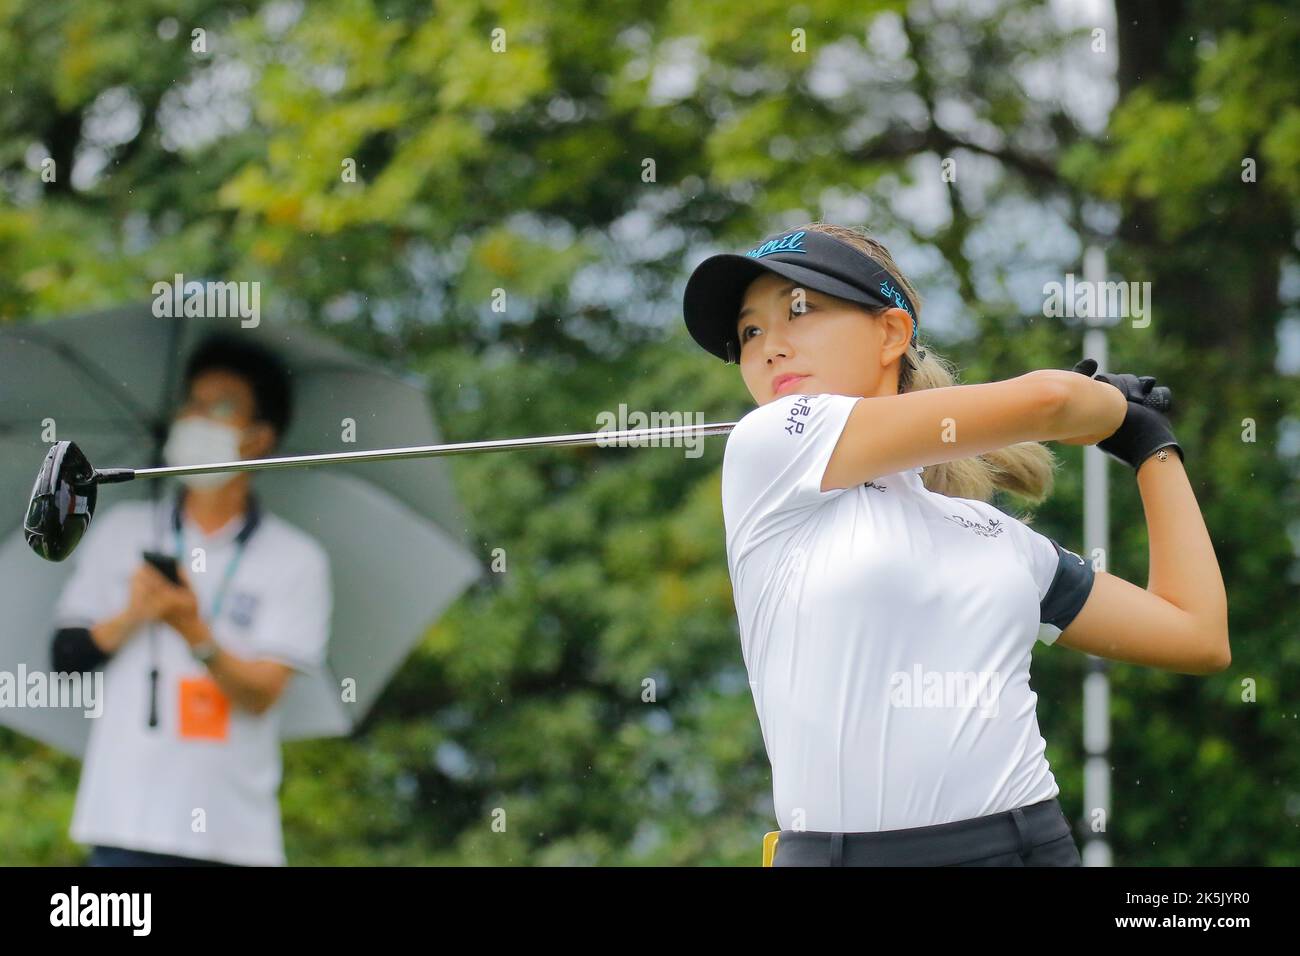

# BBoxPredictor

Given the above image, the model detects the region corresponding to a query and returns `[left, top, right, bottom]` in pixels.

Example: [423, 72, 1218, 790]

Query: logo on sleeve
[944, 514, 1005, 538]
[784, 395, 814, 435]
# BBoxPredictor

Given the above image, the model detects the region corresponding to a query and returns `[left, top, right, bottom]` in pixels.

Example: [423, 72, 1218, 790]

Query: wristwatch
[189, 638, 220, 665]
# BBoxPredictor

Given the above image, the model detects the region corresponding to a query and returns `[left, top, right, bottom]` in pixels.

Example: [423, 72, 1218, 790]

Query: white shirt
[52, 492, 332, 865]
[722, 392, 1084, 833]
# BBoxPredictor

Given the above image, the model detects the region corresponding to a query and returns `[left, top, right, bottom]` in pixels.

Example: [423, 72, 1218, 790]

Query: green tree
[1, 0, 1295, 864]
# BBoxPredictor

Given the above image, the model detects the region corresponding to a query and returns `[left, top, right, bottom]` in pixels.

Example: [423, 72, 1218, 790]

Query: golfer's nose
[760, 324, 792, 363]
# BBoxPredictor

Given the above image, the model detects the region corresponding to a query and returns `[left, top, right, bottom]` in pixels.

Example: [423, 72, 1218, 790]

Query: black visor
[682, 228, 918, 363]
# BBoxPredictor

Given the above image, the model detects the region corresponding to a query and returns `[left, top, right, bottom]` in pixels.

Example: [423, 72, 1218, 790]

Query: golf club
[23, 379, 1174, 564]
[23, 420, 739, 562]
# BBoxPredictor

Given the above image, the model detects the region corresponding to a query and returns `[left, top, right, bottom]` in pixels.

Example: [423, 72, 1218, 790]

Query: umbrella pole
[144, 312, 186, 729]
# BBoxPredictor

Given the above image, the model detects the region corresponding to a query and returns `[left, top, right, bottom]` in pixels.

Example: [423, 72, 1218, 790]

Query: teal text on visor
[746, 231, 806, 259]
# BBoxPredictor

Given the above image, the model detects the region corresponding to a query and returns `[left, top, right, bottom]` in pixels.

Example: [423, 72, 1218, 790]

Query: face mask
[162, 416, 247, 490]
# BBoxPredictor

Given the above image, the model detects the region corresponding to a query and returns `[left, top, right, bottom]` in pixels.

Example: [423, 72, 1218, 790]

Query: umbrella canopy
[0, 305, 483, 756]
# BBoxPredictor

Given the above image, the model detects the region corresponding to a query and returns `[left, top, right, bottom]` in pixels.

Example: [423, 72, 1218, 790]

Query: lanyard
[173, 524, 248, 621]
[169, 487, 262, 623]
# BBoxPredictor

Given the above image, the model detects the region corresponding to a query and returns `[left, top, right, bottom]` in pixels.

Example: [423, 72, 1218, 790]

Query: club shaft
[117, 421, 740, 480]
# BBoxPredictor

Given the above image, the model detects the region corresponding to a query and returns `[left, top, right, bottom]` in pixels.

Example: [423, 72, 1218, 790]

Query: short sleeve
[51, 504, 134, 629]
[1012, 522, 1095, 645]
[249, 543, 332, 673]
[721, 392, 863, 562]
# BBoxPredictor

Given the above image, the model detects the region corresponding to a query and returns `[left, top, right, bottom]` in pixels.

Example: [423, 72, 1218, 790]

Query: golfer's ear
[879, 308, 913, 358]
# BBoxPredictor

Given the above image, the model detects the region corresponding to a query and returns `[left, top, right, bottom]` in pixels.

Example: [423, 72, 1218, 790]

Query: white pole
[1081, 245, 1113, 867]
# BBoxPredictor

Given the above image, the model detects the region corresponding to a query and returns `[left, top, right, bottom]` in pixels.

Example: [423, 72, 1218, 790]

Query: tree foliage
[1, 0, 1296, 864]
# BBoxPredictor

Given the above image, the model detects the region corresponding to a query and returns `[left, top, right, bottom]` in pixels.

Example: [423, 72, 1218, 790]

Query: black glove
[1070, 358, 1184, 471]
[1071, 358, 1172, 410]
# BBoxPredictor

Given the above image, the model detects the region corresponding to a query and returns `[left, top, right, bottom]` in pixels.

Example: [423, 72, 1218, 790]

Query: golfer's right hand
[1070, 358, 1173, 411]
[1067, 359, 1184, 471]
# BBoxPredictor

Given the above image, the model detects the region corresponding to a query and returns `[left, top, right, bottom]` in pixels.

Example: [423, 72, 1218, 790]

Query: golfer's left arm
[1054, 453, 1231, 675]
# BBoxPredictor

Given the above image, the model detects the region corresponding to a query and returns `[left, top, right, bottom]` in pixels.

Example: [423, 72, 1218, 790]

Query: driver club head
[25, 440, 99, 562]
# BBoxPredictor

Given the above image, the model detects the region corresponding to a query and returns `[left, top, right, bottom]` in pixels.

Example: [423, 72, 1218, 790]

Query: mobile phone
[142, 551, 181, 585]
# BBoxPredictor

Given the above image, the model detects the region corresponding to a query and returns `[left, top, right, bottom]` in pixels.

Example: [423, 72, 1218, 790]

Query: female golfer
[682, 223, 1229, 866]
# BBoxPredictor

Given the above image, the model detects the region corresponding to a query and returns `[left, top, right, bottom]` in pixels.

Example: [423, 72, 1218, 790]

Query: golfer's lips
[772, 373, 809, 395]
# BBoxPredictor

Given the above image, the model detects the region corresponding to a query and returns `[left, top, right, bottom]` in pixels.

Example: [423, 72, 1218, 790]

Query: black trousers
[86, 844, 240, 867]
[772, 797, 1082, 866]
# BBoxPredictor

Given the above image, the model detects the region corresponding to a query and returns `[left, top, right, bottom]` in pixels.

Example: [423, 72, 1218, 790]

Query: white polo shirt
[52, 492, 331, 866]
[722, 392, 1093, 834]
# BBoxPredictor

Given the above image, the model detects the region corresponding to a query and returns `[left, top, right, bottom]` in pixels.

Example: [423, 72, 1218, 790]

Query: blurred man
[49, 332, 332, 866]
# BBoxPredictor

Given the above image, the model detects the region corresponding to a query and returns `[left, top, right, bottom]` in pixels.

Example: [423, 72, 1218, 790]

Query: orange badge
[178, 676, 231, 741]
